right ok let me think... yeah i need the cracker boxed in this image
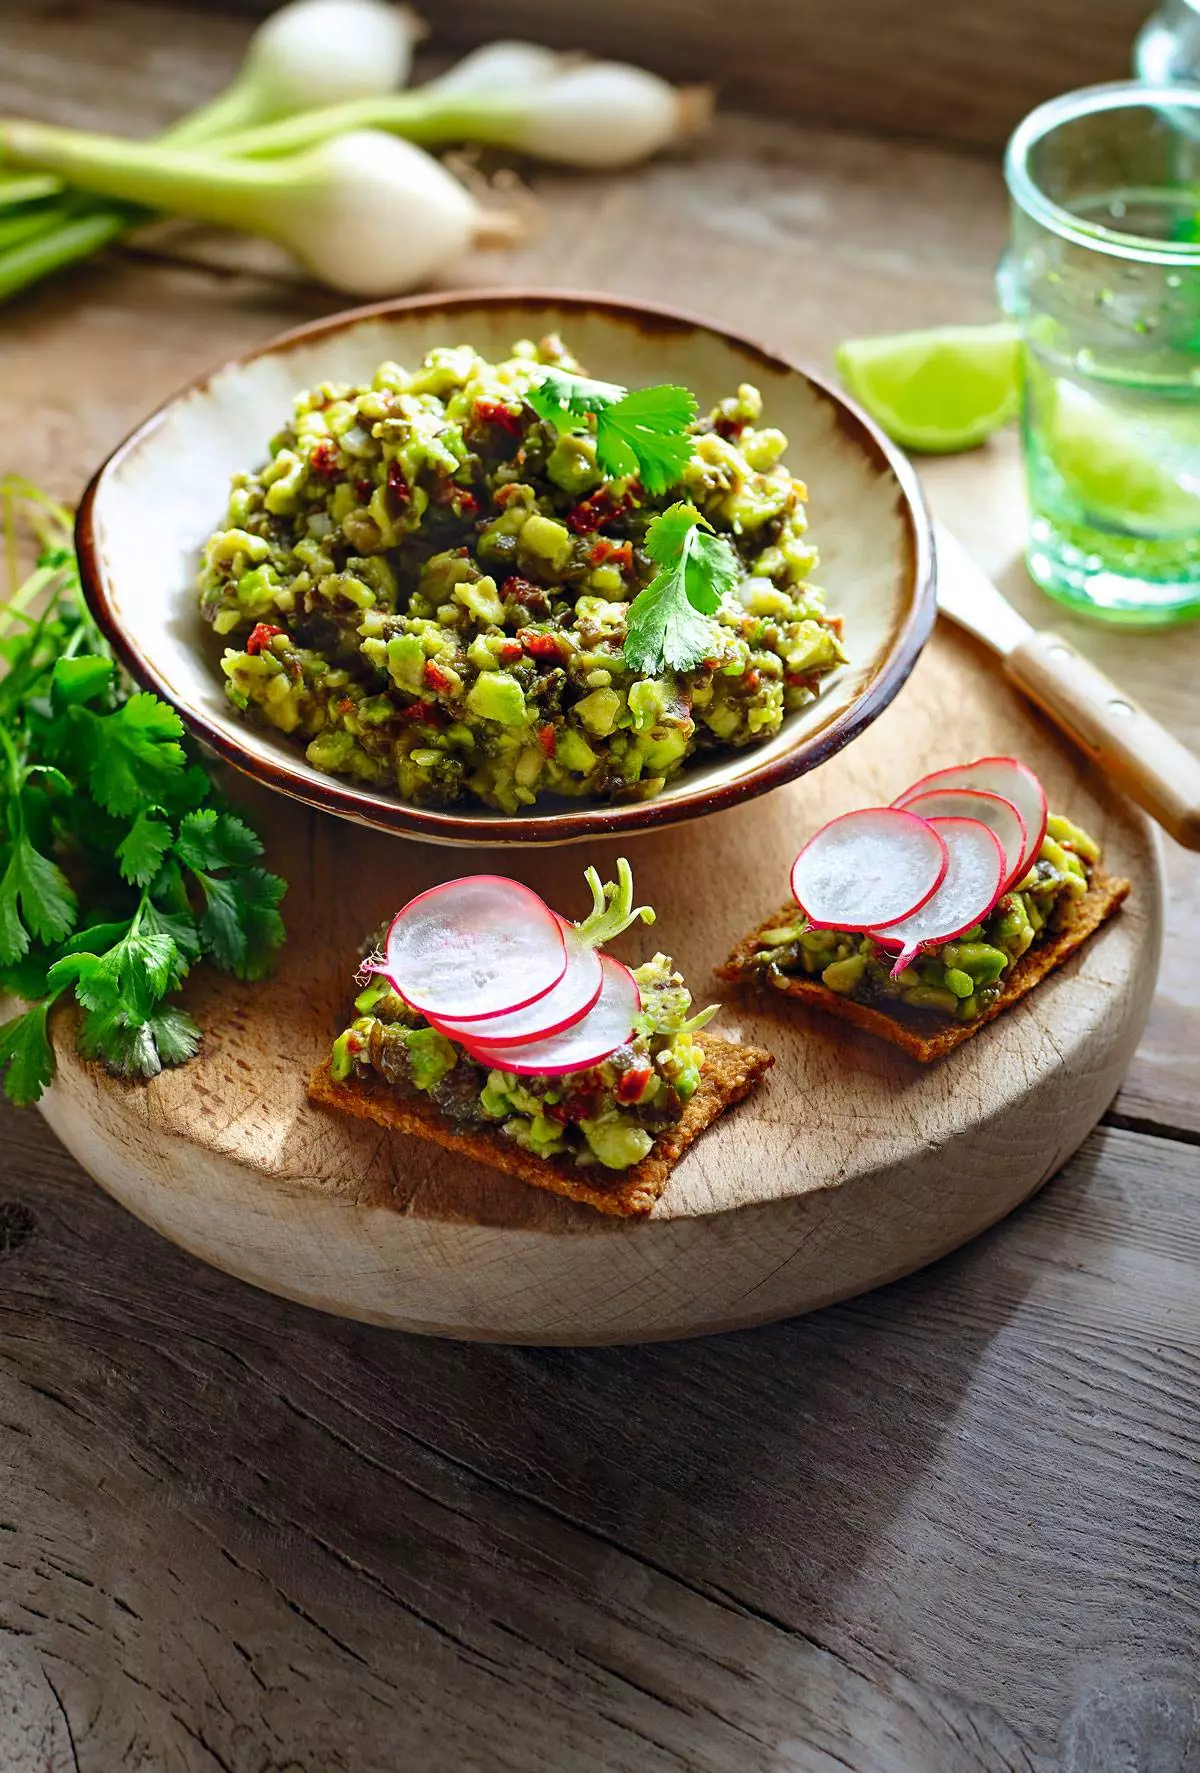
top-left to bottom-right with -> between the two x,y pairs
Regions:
717,872 -> 1130,1063
307,1033 -> 774,1217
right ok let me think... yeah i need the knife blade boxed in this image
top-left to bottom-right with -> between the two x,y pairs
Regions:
932,521 -> 1200,850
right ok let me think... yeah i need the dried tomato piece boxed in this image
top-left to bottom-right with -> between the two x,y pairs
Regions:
496,640 -> 525,666
588,539 -> 634,571
245,623 -> 285,656
566,486 -> 632,535
615,1061 -> 653,1105
472,397 -> 524,438
713,414 -> 747,440
399,699 -> 446,724
386,459 -> 411,509
518,628 -> 569,663
536,723 -> 557,758
423,660 -> 457,694
308,440 -> 339,479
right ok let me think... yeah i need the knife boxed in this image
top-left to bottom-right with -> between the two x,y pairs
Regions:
934,522 -> 1200,851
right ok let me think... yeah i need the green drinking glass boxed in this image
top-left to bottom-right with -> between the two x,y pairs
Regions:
1002,81 -> 1200,625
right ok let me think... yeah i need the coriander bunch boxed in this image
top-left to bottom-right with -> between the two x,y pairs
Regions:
0,480 -> 287,1106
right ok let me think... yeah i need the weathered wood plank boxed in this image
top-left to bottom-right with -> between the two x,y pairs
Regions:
3,1108 -> 1200,1769
5,0 -> 1151,151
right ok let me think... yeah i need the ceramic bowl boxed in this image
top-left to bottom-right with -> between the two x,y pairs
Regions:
77,290 -> 934,847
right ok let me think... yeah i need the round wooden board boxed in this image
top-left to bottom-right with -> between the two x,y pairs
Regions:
34,621 -> 1161,1344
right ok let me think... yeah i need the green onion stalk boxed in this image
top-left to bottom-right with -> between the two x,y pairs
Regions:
0,0 -> 422,304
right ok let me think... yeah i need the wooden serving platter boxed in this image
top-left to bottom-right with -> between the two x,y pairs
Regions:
31,620 -> 1160,1344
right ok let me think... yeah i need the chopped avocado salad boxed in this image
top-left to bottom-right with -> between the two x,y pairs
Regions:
329,862 -> 718,1172
744,756 -> 1102,1022
199,336 -> 845,814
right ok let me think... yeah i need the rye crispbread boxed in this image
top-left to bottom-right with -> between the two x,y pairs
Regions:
308,1033 -> 774,1217
717,872 -> 1130,1063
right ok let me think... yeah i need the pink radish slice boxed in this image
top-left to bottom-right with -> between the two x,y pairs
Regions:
901,788 -> 1027,893
383,875 -> 567,1022
461,953 -> 640,1076
871,816 -> 1006,977
894,757 -> 1047,885
790,807 -> 949,932
430,916 -> 603,1048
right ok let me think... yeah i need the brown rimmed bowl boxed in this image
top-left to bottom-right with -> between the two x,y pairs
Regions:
77,289 -> 934,848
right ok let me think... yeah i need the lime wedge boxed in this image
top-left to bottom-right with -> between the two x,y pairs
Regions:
836,322 -> 1020,454
1039,376 -> 1200,534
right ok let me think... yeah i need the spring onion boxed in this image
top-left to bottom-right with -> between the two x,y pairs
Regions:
0,122 -> 516,297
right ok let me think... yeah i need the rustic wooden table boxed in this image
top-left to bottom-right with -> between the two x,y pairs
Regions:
3,6 -> 1199,1769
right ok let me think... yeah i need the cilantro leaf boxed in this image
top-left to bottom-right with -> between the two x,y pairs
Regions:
596,386 -> 698,494
0,1001 -> 55,1106
48,927 -> 180,1022
116,812 -> 174,888
83,693 -> 187,817
78,1001 -> 201,1080
52,655 -> 114,709
141,893 -> 202,965
174,808 -> 263,872
528,369 -> 697,494
623,503 -> 742,675
193,866 -> 286,981
0,832 -> 77,963
0,952 -> 52,1002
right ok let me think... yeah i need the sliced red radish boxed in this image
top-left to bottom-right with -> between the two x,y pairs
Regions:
461,952 -> 640,1076
430,916 -> 603,1048
790,807 -> 949,933
383,875 -> 566,1022
871,816 -> 1006,977
902,788 -> 1027,893
895,758 -> 1047,886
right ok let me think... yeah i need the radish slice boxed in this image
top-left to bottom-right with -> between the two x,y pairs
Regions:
461,953 -> 640,1076
431,917 -> 603,1048
895,758 -> 1047,885
383,875 -> 567,1022
790,807 -> 949,932
871,816 -> 1006,977
901,788 -> 1028,893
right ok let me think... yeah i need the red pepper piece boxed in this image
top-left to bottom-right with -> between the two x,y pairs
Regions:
399,699 -> 446,724
615,1061 -> 653,1105
497,640 -> 525,665
536,723 -> 557,758
423,660 -> 456,694
309,440 -> 339,480
472,397 -> 523,438
386,459 -> 411,509
743,669 -> 761,693
245,623 -> 285,656
518,629 -> 569,663
566,486 -> 632,535
588,539 -> 634,570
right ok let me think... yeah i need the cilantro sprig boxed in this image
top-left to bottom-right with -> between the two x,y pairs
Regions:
623,502 -> 742,676
0,479 -> 287,1107
526,369 -> 698,496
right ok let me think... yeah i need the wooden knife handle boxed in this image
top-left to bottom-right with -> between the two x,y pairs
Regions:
1006,629 -> 1200,850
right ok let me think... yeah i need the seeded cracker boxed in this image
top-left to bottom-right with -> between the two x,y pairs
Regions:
719,873 -> 1130,1063
309,1034 -> 774,1217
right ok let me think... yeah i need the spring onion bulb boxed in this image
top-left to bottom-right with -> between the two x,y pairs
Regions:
0,123 -> 514,297
194,48 -> 713,170
170,0 -> 426,146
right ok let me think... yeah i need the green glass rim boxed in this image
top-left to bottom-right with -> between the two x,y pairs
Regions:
1005,80 -> 1200,266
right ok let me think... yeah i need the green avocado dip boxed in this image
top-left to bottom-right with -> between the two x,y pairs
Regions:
747,813 -> 1100,1023
329,867 -> 715,1173
198,336 -> 844,814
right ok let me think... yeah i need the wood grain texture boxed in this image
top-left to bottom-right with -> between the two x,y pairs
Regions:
7,0 -> 1150,151
19,618 -> 1159,1341
3,1111 -> 1200,1769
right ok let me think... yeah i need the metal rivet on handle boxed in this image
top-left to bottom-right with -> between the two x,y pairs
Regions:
1109,699 -> 1134,718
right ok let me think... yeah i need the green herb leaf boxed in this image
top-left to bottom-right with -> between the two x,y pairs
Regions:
174,808 -> 263,872
83,693 -> 187,817
623,503 -> 742,675
48,927 -> 180,1022
52,655 -> 114,709
0,952 -> 52,1002
0,1001 -> 55,1106
596,386 -> 698,494
0,832 -> 78,963
528,369 -> 697,495
193,865 -> 287,981
116,812 -> 174,888
78,1001 -> 201,1080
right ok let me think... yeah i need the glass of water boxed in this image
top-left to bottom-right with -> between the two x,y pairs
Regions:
1002,82 -> 1200,625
